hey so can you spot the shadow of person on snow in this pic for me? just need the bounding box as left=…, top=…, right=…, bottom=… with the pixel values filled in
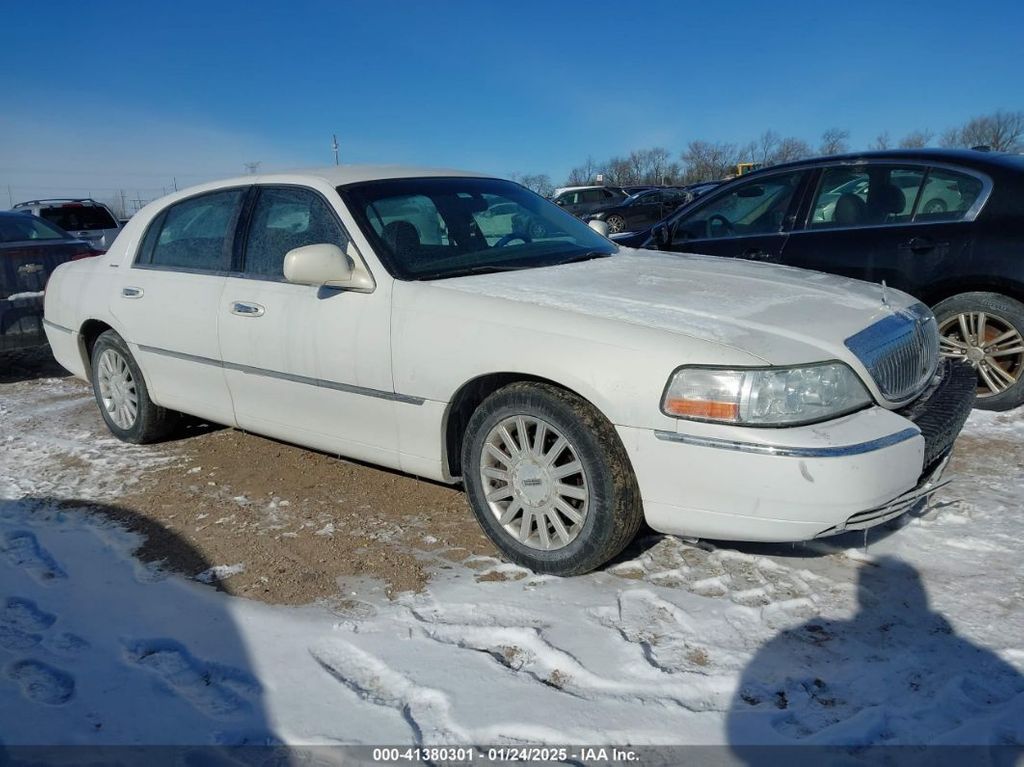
left=0, top=496, right=281, bottom=756
left=726, top=556, right=1023, bottom=766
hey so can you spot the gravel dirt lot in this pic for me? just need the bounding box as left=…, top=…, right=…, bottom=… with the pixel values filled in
left=2, top=348, right=502, bottom=603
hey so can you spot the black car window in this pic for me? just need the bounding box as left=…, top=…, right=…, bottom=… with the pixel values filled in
left=809, top=165, right=925, bottom=229
left=243, top=186, right=348, bottom=278
left=912, top=168, right=984, bottom=223
left=581, top=189, right=605, bottom=203
left=673, top=170, right=804, bottom=243
left=0, top=215, right=69, bottom=243
left=139, top=188, right=244, bottom=272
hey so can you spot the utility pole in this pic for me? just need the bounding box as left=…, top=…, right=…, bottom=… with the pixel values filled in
left=173, top=177, right=178, bottom=191
left=332, top=134, right=340, bottom=165
left=7, top=185, right=12, bottom=207
left=244, top=161, right=261, bottom=175
left=120, top=189, right=127, bottom=217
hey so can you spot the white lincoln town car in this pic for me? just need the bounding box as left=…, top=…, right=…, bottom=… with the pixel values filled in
left=43, top=167, right=976, bottom=574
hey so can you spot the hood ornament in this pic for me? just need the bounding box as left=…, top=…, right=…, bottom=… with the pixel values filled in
left=880, top=280, right=890, bottom=309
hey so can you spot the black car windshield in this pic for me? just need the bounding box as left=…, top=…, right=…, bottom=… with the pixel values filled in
left=339, top=177, right=616, bottom=280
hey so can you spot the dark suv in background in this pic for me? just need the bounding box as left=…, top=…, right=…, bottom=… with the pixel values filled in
left=616, top=149, right=1024, bottom=410
left=551, top=185, right=627, bottom=217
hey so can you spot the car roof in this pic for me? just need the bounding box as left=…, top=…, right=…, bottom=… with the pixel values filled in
left=746, top=148, right=1024, bottom=177
left=211, top=165, right=493, bottom=191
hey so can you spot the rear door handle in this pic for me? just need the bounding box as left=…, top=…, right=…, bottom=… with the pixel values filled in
left=122, top=286, right=143, bottom=298
left=231, top=301, right=265, bottom=317
left=903, top=236, right=938, bottom=254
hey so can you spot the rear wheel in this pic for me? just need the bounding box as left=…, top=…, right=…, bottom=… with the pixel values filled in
left=934, top=292, right=1024, bottom=411
left=605, top=214, right=626, bottom=234
left=91, top=330, right=179, bottom=443
left=462, top=382, right=643, bottom=575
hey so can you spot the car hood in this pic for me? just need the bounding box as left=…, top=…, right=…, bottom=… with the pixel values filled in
left=434, top=248, right=914, bottom=367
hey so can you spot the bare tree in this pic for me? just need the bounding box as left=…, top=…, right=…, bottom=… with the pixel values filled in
left=772, top=137, right=813, bottom=164
left=871, top=131, right=891, bottom=150
left=940, top=110, right=1024, bottom=152
left=565, top=156, right=599, bottom=186
left=899, top=130, right=933, bottom=149
left=819, top=128, right=850, bottom=156
left=680, top=140, right=740, bottom=183
left=511, top=173, right=554, bottom=197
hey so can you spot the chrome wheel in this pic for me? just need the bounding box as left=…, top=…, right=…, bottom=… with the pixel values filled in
left=606, top=215, right=626, bottom=234
left=479, top=415, right=589, bottom=551
left=939, top=311, right=1024, bottom=398
left=96, top=348, right=139, bottom=429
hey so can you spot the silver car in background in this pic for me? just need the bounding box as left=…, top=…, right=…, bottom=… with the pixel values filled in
left=13, top=198, right=122, bottom=252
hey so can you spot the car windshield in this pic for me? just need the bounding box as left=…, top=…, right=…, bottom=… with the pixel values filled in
left=339, top=177, right=617, bottom=280
left=0, top=214, right=70, bottom=243
left=40, top=204, right=117, bottom=231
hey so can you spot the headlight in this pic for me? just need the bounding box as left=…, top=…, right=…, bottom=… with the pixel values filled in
left=661, top=362, right=872, bottom=426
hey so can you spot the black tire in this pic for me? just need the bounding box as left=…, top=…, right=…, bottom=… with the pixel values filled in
left=933, top=292, right=1024, bottom=411
left=90, top=330, right=179, bottom=443
left=605, top=214, right=626, bottom=234
left=922, top=198, right=947, bottom=214
left=462, top=382, right=643, bottom=575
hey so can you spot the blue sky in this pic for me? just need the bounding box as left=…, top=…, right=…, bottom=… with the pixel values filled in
left=2, top=0, right=1021, bottom=207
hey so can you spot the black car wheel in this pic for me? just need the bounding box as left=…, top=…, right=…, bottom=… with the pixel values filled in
left=934, top=292, right=1024, bottom=411
left=605, top=215, right=626, bottom=234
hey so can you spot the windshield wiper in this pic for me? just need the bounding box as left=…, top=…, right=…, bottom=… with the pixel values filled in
left=413, top=251, right=614, bottom=281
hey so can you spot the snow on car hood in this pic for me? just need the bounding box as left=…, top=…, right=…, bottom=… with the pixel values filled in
left=436, top=248, right=913, bottom=366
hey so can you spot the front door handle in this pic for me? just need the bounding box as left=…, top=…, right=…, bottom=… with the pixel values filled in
left=121, top=286, right=143, bottom=298
left=231, top=301, right=265, bottom=317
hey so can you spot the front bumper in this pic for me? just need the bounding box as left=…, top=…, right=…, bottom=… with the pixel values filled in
left=618, top=360, right=975, bottom=542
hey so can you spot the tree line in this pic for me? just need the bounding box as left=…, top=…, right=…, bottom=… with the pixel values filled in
left=511, top=109, right=1024, bottom=196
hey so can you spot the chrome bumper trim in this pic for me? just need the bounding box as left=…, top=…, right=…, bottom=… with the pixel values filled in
left=652, top=427, right=920, bottom=458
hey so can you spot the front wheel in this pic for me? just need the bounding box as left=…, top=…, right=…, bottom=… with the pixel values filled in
left=462, top=382, right=643, bottom=575
left=934, top=292, right=1024, bottom=411
left=91, top=330, right=179, bottom=443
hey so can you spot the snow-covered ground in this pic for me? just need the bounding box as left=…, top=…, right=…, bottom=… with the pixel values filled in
left=1, top=376, right=1023, bottom=751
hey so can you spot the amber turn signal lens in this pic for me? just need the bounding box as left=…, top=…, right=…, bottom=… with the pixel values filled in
left=663, top=398, right=740, bottom=420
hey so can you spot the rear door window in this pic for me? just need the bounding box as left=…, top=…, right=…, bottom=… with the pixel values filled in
left=40, top=205, right=117, bottom=231
left=137, top=189, right=245, bottom=272
left=809, top=165, right=926, bottom=228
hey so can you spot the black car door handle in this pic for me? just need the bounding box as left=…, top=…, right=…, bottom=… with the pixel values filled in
left=742, top=248, right=770, bottom=261
left=903, top=236, right=938, bottom=254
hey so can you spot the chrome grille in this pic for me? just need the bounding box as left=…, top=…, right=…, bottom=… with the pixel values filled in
left=845, top=303, right=940, bottom=403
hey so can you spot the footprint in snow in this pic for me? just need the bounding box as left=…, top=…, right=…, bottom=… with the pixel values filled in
left=124, top=639, right=261, bottom=718
left=0, top=597, right=57, bottom=653
left=6, top=659, right=75, bottom=705
left=1, top=531, right=68, bottom=582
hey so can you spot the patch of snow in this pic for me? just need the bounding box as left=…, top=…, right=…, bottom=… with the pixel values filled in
left=1, top=378, right=1022, bottom=749
left=195, top=563, right=246, bottom=584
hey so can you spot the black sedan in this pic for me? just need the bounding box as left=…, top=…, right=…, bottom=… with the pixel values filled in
left=586, top=187, right=692, bottom=234
left=1, top=211, right=97, bottom=352
left=617, top=149, right=1024, bottom=410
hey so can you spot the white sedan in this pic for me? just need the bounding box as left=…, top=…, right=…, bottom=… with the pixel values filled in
left=43, top=166, right=976, bottom=574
